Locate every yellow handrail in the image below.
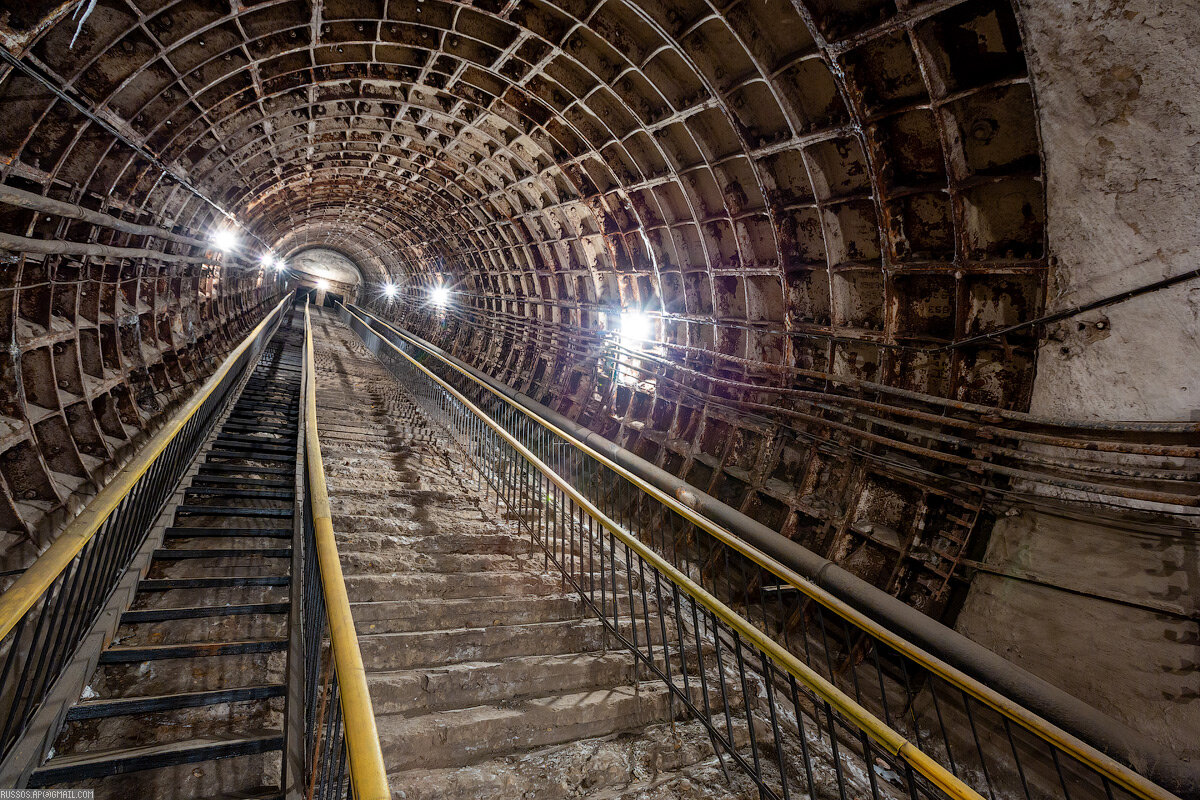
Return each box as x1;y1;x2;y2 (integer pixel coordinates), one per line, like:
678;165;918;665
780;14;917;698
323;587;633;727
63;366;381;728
347;303;1181;800
0;293;292;643
340;303;983;800
302;303;390;800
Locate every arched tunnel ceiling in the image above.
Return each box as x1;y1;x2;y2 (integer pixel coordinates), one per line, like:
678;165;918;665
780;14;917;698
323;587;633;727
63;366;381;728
7;0;1046;404
0;0;1052;618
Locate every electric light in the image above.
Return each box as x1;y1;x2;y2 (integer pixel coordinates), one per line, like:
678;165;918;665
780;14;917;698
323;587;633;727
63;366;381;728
260;253;275;269
211;228;238;252
316;279;330;291
430;285;451;307
619;310;654;350
383;283;398;299
273;260;287;271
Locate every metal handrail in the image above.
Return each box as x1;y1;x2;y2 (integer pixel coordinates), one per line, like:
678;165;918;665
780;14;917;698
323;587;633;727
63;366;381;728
301;302;389;800
338;302;981;800
344;302;1183;800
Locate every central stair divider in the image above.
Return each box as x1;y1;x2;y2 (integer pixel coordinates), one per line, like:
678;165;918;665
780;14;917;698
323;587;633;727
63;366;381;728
297;300;389;800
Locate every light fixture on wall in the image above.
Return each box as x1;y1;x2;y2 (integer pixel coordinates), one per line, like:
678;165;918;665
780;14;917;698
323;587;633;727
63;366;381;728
430;285;451;307
619;310;654;350
316;279;330;291
615;309;659;387
211;228;238;252
260;253;275;269
383;283;398;299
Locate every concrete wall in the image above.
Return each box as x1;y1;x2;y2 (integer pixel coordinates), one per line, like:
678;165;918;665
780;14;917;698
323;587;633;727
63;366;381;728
955;0;1200;763
1022;0;1200;421
957;510;1198;761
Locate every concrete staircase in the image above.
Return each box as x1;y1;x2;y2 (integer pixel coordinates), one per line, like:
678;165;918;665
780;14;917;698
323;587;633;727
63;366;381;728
310;310;756;800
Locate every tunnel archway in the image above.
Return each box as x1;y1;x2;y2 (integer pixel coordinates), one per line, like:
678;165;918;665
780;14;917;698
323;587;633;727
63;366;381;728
286;246;365;304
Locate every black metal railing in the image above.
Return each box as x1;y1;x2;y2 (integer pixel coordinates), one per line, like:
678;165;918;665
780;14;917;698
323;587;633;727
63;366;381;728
340;303;1182;800
297;302;389;800
299;461;349;800
342;304;979;800
0;293;290;766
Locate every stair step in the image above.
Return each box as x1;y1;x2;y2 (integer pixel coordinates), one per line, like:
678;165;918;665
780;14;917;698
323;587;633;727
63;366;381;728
99;639;288;663
358;619;605;671
139;577;290;590
164;527;291;539
154;548;292;560
234;402;295;411
351;595;581;634
376;685;673;772
216;433;295;445
337;549;527;575
220;422;297;432
345;571;560;603
176;506;293;518
205;451;295;463
184;488;295;500
29;732;283;786
368;652;635;716
230;408;293;416
335;531;525;557
211;440;295;455
387;719;741;800
121;602;289;623
190;476;293;489
66;685;285;720
198;464;294;476
226;416;297;425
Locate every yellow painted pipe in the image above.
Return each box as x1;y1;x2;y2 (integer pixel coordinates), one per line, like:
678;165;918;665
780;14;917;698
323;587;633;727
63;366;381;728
341;304;982;800
0;294;292;644
351;304;1181;800
303;304;390;800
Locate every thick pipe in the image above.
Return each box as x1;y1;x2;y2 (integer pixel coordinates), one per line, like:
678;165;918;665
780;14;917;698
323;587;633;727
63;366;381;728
350;303;1197;798
0;231;210;264
0;184;208;248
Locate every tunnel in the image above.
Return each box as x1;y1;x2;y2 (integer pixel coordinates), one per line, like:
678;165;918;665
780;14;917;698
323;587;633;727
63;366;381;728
0;0;1195;798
